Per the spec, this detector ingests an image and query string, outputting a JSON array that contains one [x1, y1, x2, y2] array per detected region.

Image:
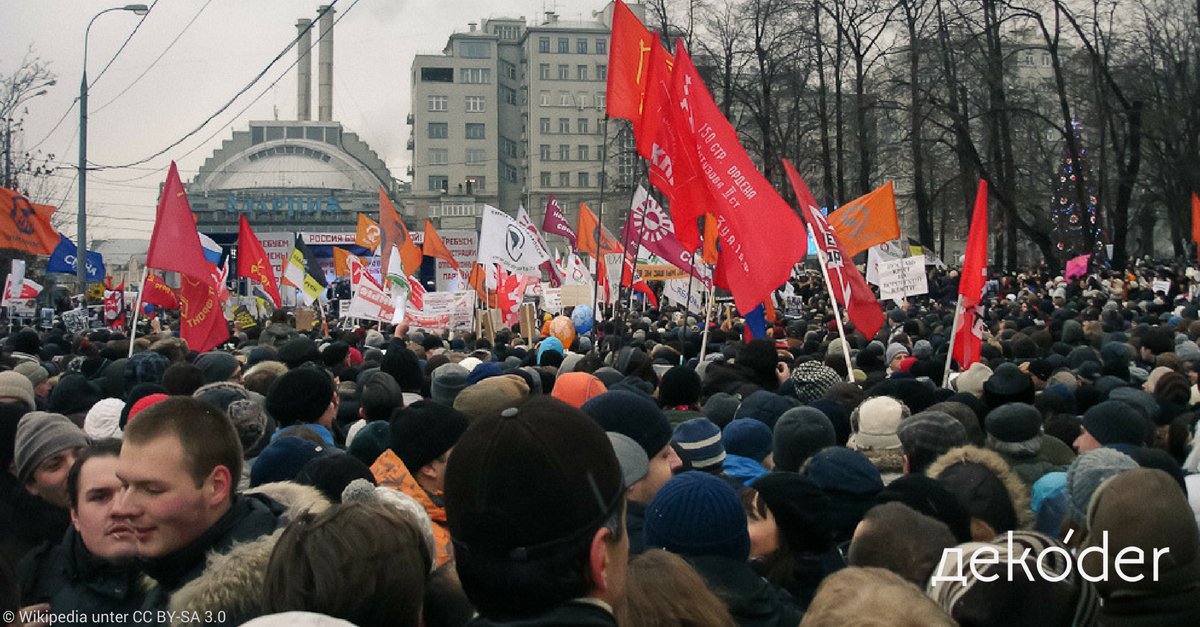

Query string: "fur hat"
[[848, 396, 909, 450]]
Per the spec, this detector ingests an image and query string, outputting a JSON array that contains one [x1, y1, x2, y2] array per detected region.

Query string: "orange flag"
[[332, 247, 357, 277], [467, 263, 499, 308], [422, 219, 460, 270], [379, 188, 422, 277], [0, 188, 59, 255], [826, 181, 900, 257], [577, 203, 623, 258], [702, 213, 720, 265], [356, 213, 381, 251]]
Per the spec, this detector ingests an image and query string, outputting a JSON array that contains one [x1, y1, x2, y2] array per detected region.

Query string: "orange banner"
[[0, 188, 59, 255], [826, 181, 899, 257]]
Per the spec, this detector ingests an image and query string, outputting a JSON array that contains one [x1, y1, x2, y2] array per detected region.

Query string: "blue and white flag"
[[47, 235, 106, 281]]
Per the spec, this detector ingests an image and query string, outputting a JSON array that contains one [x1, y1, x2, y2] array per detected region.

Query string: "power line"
[[88, 0, 160, 88]]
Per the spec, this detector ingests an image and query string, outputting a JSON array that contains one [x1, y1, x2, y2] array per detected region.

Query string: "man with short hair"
[[112, 397, 284, 610], [445, 396, 627, 626], [264, 366, 338, 446]]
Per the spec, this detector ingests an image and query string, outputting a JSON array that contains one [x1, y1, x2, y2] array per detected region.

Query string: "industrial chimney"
[[296, 18, 312, 121], [317, 5, 334, 122]]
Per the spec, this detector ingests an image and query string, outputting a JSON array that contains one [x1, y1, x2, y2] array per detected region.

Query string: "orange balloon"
[[548, 315, 576, 348]]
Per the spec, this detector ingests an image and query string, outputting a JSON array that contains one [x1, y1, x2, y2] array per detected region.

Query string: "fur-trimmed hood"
[[166, 482, 331, 626], [926, 445, 1033, 532]]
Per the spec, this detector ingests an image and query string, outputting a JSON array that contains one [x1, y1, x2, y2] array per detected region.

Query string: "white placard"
[[878, 256, 929, 301]]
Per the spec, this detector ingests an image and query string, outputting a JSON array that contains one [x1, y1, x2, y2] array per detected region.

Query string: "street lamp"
[[78, 4, 148, 296], [4, 81, 55, 189]]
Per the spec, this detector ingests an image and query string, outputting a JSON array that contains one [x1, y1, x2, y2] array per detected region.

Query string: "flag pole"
[[698, 272, 716, 361], [942, 295, 964, 388], [809, 225, 854, 381], [592, 116, 611, 330], [128, 267, 149, 358]]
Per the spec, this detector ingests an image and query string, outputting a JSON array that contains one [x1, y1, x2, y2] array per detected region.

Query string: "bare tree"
[[1, 48, 58, 200]]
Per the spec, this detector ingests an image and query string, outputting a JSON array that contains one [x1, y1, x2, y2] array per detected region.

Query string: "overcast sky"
[[2, 0, 603, 241]]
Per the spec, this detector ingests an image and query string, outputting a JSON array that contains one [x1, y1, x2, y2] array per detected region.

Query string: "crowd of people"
[[2, 258, 1200, 627]]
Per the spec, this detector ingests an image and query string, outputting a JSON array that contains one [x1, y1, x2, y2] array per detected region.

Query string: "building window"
[[465, 96, 485, 112], [596, 39, 606, 55], [465, 148, 486, 164], [461, 41, 490, 58], [1025, 51, 1034, 65], [577, 118, 589, 134], [539, 63, 551, 80], [539, 91, 551, 106], [559, 144, 571, 161], [420, 67, 454, 82], [465, 177, 485, 193], [428, 122, 448, 139], [465, 123, 486, 139], [559, 172, 570, 187], [1042, 52, 1051, 66], [540, 144, 552, 160], [560, 92, 572, 106], [559, 118, 570, 133], [541, 172, 552, 187], [539, 37, 550, 53], [577, 92, 588, 107], [596, 93, 605, 110], [577, 65, 588, 81], [429, 175, 448, 192], [578, 172, 589, 188], [540, 118, 551, 133], [502, 163, 517, 183], [461, 68, 491, 84], [429, 148, 448, 165], [500, 60, 517, 80], [428, 95, 448, 111], [577, 38, 588, 54], [501, 137, 518, 158], [577, 145, 589, 161], [558, 38, 570, 53], [500, 85, 517, 105], [598, 65, 607, 80], [558, 64, 569, 80]]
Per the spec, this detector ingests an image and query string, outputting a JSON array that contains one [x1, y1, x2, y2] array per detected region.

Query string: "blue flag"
[[47, 235, 106, 281], [744, 304, 767, 341]]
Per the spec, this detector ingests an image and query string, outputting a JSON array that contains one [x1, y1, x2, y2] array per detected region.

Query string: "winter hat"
[[14, 361, 49, 388], [250, 436, 337, 488], [124, 351, 169, 395], [536, 337, 564, 364], [1046, 370, 1079, 392], [241, 612, 359, 627], [444, 397, 623, 559], [803, 447, 883, 495], [430, 363, 470, 407], [982, 362, 1035, 408], [984, 402, 1042, 443], [294, 454, 376, 504], [464, 361, 502, 387], [751, 472, 833, 553], [721, 418, 773, 463], [608, 432, 650, 488], [954, 362, 993, 397], [550, 372, 608, 408], [1080, 400, 1146, 447], [47, 374, 100, 417], [886, 343, 910, 365], [1106, 386, 1159, 423], [265, 368, 335, 427], [193, 381, 253, 413], [83, 398, 125, 440], [848, 396, 909, 450], [733, 390, 800, 430], [390, 400, 470, 473], [583, 390, 672, 459], [127, 394, 168, 423], [1064, 447, 1138, 524], [658, 366, 702, 408], [808, 398, 851, 446], [347, 420, 391, 467], [702, 392, 742, 427], [930, 453, 1019, 535], [672, 417, 726, 471], [790, 361, 843, 403], [875, 474, 974, 543], [277, 337, 321, 369], [194, 351, 241, 384], [453, 374, 530, 420], [896, 411, 967, 457], [912, 340, 933, 360], [773, 406, 836, 472], [0, 371, 36, 410], [364, 330, 386, 349], [14, 412, 89, 483], [643, 471, 751, 562], [592, 367, 624, 389]]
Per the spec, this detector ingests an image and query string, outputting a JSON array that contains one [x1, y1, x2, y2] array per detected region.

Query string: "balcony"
[[406, 113, 414, 125]]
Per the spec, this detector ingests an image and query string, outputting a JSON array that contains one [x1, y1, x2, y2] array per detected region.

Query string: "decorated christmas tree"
[[1050, 120, 1106, 262]]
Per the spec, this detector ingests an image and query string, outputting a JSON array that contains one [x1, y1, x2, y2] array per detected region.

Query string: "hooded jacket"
[[925, 445, 1033, 535], [686, 555, 804, 627], [371, 448, 452, 566]]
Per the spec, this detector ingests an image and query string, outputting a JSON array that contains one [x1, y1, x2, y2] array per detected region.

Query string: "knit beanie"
[[848, 396, 908, 450], [265, 368, 335, 427], [896, 411, 967, 457], [658, 366, 702, 408], [790, 361, 842, 403], [389, 400, 469, 473], [294, 454, 376, 504], [83, 398, 125, 440], [1081, 400, 1147, 447], [1065, 448, 1138, 525], [14, 361, 49, 387], [772, 407, 836, 472], [550, 372, 608, 408], [608, 432, 650, 488], [886, 343, 910, 365], [703, 392, 742, 428], [984, 402, 1042, 443], [124, 351, 169, 396], [250, 436, 337, 488], [582, 390, 672, 459], [733, 390, 800, 430], [194, 351, 241, 384], [14, 412, 89, 483], [644, 471, 751, 562], [954, 362, 993, 397], [227, 399, 268, 455], [721, 418, 773, 463], [127, 394, 169, 423], [0, 371, 35, 410], [672, 417, 726, 471], [803, 446, 883, 496], [453, 374, 529, 420], [751, 472, 834, 553], [430, 363, 470, 407], [1106, 387, 1160, 424], [347, 420, 390, 468], [277, 337, 321, 369]]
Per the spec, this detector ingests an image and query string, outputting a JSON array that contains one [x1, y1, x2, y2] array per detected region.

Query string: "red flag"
[[422, 219, 460, 270], [577, 204, 623, 257], [141, 273, 179, 309], [1192, 192, 1200, 265], [379, 188, 422, 278], [953, 181, 989, 369], [146, 162, 228, 353], [606, 0, 655, 132], [542, 195, 578, 250], [496, 270, 529, 326], [635, 38, 674, 160], [237, 215, 282, 307], [669, 44, 808, 314], [784, 159, 884, 341]]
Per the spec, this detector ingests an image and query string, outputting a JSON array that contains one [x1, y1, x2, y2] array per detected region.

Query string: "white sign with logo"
[[408, 291, 475, 332]]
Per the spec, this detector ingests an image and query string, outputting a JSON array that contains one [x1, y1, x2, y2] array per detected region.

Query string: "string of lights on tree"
[[1050, 119, 1107, 265]]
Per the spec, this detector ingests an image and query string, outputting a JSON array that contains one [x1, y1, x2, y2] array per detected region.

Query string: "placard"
[[877, 256, 929, 301], [62, 308, 88, 334], [560, 284, 593, 307], [1152, 279, 1171, 295], [232, 305, 258, 331], [541, 287, 562, 314], [408, 291, 475, 332], [294, 307, 316, 332]]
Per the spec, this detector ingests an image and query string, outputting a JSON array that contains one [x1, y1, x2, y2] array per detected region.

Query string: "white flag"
[[477, 205, 549, 276], [565, 253, 592, 286]]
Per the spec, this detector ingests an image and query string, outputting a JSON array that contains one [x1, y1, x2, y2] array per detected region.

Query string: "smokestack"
[[296, 18, 312, 121], [317, 5, 334, 122]]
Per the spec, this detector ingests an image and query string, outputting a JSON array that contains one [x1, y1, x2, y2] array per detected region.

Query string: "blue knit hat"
[[583, 390, 671, 459], [672, 417, 726, 471], [722, 418, 773, 463], [644, 471, 751, 562]]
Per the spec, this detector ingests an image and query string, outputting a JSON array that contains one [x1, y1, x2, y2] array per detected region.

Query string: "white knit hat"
[[83, 398, 125, 440]]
